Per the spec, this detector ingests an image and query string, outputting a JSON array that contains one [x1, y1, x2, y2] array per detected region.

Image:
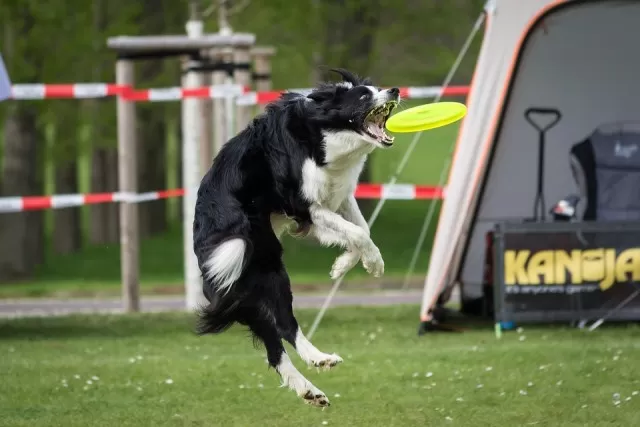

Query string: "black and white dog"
[[193, 68, 399, 407]]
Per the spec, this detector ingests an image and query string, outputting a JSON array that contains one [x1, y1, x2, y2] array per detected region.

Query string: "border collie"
[[193, 68, 400, 407]]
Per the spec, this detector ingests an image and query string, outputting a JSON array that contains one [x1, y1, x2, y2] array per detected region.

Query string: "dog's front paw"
[[361, 245, 384, 278], [330, 251, 360, 280], [302, 386, 331, 407]]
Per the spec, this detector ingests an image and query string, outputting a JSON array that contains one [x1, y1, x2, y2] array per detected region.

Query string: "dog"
[[192, 68, 400, 407]]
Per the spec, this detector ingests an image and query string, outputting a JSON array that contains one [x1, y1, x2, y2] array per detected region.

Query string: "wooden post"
[[211, 47, 233, 155], [233, 45, 253, 133], [251, 46, 276, 114], [200, 63, 214, 177], [107, 31, 256, 312], [116, 59, 140, 312], [182, 16, 208, 311]]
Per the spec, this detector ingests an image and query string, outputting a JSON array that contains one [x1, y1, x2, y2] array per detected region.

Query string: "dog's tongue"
[[367, 123, 387, 140]]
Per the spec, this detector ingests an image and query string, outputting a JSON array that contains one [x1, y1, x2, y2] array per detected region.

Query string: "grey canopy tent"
[[419, 0, 640, 327]]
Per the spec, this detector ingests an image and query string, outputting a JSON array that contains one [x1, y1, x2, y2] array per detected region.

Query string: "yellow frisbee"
[[385, 102, 467, 133]]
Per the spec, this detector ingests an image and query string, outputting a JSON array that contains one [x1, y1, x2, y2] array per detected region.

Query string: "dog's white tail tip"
[[203, 238, 246, 293]]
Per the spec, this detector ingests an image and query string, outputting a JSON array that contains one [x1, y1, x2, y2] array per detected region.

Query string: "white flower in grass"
[[165, 379, 174, 385]]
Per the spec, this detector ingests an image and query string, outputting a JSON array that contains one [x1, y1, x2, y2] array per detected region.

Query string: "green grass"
[[1, 115, 459, 298], [1, 305, 639, 426]]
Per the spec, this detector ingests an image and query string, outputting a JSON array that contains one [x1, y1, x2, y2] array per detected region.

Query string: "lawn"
[[1, 305, 639, 426], [1, 111, 460, 299]]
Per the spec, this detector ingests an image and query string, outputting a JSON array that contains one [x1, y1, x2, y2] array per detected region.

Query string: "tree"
[[317, 0, 382, 215], [0, 3, 46, 281]]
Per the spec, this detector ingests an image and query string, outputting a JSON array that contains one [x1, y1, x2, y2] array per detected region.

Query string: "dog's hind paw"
[[330, 251, 360, 280], [302, 388, 331, 407], [309, 353, 343, 371]]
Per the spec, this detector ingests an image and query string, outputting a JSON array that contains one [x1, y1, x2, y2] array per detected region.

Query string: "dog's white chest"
[[301, 154, 367, 212]]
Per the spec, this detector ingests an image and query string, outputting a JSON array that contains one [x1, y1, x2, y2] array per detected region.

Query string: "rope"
[[306, 12, 486, 340], [400, 12, 487, 291]]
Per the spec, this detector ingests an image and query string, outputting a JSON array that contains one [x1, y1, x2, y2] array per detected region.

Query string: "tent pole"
[[400, 12, 486, 293]]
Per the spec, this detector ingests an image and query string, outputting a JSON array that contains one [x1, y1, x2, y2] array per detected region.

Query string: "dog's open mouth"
[[363, 101, 398, 146]]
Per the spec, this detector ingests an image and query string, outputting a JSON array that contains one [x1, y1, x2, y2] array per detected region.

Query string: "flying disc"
[[385, 102, 467, 133]]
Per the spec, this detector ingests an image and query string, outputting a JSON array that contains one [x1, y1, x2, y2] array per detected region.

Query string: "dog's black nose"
[[388, 87, 400, 96]]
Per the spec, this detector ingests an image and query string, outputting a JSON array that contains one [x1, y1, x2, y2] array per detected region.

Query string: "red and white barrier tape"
[[9, 83, 469, 104], [0, 184, 444, 213]]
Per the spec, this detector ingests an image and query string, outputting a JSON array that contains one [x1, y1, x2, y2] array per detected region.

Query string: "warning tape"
[[9, 83, 469, 104], [0, 184, 444, 213]]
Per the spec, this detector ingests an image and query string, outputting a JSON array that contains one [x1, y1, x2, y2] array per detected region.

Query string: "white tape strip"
[[72, 84, 108, 98], [381, 184, 416, 200], [0, 197, 24, 213], [51, 194, 85, 209], [113, 192, 136, 203], [235, 92, 258, 106], [407, 86, 442, 98], [211, 84, 245, 99], [130, 192, 160, 203], [11, 84, 46, 99], [147, 88, 182, 101]]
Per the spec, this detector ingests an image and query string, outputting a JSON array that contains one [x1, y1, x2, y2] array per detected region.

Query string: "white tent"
[[419, 0, 640, 324]]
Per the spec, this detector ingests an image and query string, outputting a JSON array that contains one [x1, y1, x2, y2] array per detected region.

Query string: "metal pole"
[[200, 62, 214, 177], [212, 47, 233, 151], [252, 46, 275, 115], [182, 14, 207, 311], [116, 59, 140, 312], [233, 44, 253, 132]]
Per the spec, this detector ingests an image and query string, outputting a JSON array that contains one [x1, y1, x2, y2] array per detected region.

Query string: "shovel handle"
[[525, 107, 562, 132]]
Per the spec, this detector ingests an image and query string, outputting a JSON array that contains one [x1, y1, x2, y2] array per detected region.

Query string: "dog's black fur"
[[192, 68, 399, 405]]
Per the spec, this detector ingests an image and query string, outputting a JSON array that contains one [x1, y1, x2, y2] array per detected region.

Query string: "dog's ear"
[[306, 89, 334, 103], [329, 68, 361, 86]]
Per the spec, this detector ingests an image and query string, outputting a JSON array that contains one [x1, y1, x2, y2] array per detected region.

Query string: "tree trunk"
[[89, 147, 108, 244], [175, 116, 184, 224], [0, 106, 44, 281], [106, 148, 120, 243], [87, 0, 120, 245], [135, 0, 169, 237], [53, 155, 81, 255], [137, 105, 167, 237], [320, 0, 380, 216]]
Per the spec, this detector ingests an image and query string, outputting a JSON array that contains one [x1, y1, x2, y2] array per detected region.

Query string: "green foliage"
[[1, 0, 486, 285]]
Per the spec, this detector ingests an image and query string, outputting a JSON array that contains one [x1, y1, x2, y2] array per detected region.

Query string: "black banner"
[[493, 221, 640, 322]]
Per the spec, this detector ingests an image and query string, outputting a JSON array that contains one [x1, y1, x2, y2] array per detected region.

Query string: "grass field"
[[1, 305, 639, 426], [1, 114, 459, 299]]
